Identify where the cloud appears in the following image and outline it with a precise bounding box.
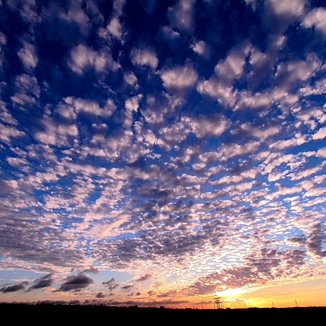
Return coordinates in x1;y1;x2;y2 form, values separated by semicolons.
215;42;251;85
0;123;25;145
313;126;326;140
264;0;306;34
83;267;99;274
10;74;40;108
160;65;198;91
68;44;120;75
196;78;237;107
191;40;210;59
317;146;326;158
187;114;230;139
167;0;195;32
107;17;123;40
102;278;119;291
121;284;134;291
275;54;321;91
134;273;152;282
17;41;38;71
124;71;137;85
34;108;79;147
27;274;53;291
57;273;93;292
64;97;116;118
302;7;326;36
130;48;158;69
0;282;28;293
96;292;106;298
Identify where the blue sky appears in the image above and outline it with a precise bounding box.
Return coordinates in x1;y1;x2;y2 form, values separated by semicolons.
1;0;326;307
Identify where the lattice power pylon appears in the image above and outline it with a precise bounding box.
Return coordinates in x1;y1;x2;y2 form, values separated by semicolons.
214;296;222;309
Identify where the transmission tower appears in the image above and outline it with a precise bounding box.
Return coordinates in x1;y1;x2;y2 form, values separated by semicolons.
214;296;222;309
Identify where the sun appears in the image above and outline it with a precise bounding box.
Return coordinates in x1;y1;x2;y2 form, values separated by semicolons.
215;287;245;297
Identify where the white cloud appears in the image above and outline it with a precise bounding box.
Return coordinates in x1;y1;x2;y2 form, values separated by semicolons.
34;108;78;146
313;126;326;140
0;101;18;125
10;74;40;108
161;65;198;91
264;0;306;34
59;0;90;37
125;95;141;112
69;44;120;75
130;48;158;69
270;134;307;150
266;0;306;17
107;17;123;40
317;147;326;158
302;7;326;35
241;123;281;140
124;71;137;86
275;54;321;90
290;166;322;181
167;0;195;32
296;108;326;130
159;121;190;143
197;78;237;107
64;97;116;118
219;141;260;160
215;42;251;84
0;123;25;144
191;40;210;58
187;114;230;139
236;90;273;110
17;41;38;71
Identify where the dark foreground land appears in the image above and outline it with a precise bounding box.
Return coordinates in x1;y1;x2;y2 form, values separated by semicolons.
0;305;325;322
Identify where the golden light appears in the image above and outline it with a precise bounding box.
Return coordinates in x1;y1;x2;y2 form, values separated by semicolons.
215;286;245;297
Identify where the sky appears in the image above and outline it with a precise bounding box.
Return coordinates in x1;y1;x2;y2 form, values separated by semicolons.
0;0;326;308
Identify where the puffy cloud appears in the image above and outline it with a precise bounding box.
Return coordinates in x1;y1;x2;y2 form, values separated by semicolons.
68;44;120;75
191;40;210;58
102;277;119;291
17;41;38;71
34;108;78;146
64;97;116;118
317;146;326;158
10;74;40;108
240;123;281;140
302;7;326;36
130;48;158;69
167;0;195;32
0;282;28;293
313;126;326;140
187;114;230;139
107;17;123;40
264;0;306;34
275;54;321;91
57;273;93;292
124;71;137;85
197;78;237;107
134;273;152;282
0;123;25;144
96;292;105;298
266;0;306;18
27;274;53;291
215;42;251;84
160;65;198;91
